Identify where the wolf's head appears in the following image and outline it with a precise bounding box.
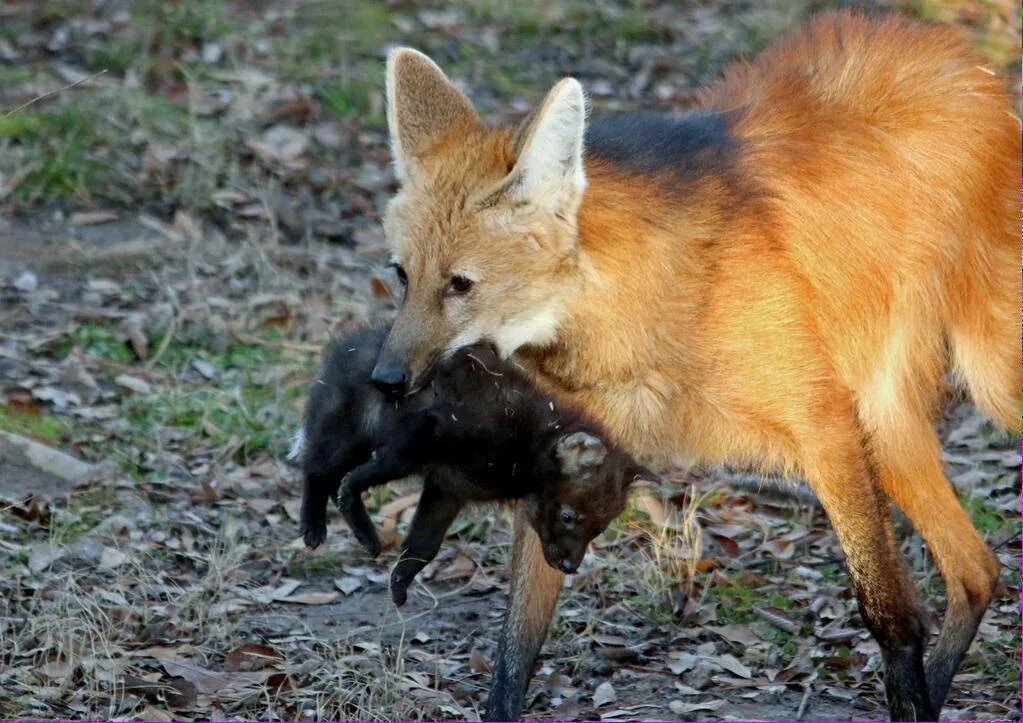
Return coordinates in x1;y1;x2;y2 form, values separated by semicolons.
371;48;588;395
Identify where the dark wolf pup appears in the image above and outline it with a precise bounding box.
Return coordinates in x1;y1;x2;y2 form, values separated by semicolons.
297;327;651;605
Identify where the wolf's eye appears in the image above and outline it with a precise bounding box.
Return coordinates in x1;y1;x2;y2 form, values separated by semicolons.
446;275;474;296
389;263;408;287
559;508;576;525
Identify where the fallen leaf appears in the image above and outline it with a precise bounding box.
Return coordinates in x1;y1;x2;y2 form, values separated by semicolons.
592;681;616;708
99;547;128;569
161;659;271;695
28;544;65;572
279;590;338;605
70;210;118;225
716;653;752;679
122;674;197;709
192;359;217;379
225;643;283;672
115;374;153;394
669;699;726;715
469;648;491;674
334;576;363;595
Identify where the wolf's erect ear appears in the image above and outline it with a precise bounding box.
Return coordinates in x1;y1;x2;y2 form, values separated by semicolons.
555;431;607;475
386;48;479;183
508;78;587;211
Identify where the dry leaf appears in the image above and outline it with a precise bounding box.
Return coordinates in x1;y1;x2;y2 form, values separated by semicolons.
225;643;283;672
669;699;726;715
334;576;363;595
279;590;338;605
592;681;616;708
160;659;271;695
716;654;752;679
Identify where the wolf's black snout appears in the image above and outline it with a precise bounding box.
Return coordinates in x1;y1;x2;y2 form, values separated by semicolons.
371;359;408;397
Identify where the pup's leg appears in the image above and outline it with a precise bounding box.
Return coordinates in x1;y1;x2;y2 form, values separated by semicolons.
299;440;355;549
336;414;438;556
337;453;420;557
390;475;461;607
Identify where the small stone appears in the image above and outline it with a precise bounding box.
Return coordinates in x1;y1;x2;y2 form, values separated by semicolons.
14;271;37;292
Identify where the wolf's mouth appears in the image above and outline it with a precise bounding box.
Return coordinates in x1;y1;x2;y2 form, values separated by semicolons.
404;350;444;397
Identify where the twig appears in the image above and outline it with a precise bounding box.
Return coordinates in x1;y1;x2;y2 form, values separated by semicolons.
232;330;321;353
4;69;107;117
796;682;813;720
145;274;180;370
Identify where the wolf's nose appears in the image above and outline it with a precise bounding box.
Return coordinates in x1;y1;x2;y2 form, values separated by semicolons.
371;360;408;397
559;559;577;574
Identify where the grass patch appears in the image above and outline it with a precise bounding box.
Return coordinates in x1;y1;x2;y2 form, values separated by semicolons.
57;322;136;364
124;385;282;462
288;549;347;575
0;406;69;443
49;487;118;544
962;494;1010;536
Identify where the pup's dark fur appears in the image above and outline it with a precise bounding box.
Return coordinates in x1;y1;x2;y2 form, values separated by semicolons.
298;327;649;605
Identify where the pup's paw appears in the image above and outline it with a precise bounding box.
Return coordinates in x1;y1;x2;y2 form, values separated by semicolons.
390;571;410;607
354;526;383;558
299;520;326;549
336;490;383;557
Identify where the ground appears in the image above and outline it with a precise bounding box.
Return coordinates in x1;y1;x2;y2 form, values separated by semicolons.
0;1;1019;721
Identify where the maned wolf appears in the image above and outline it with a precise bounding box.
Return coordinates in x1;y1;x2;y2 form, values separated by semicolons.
298;327;651;606
371;9;1019;722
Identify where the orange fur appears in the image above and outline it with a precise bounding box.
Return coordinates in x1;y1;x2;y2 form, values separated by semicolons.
380;11;1020;720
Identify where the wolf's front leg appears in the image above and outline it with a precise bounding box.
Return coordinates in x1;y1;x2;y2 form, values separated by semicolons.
390;475;462;607
485;505;564;721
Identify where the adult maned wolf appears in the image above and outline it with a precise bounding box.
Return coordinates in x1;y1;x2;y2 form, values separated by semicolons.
371;10;1020;722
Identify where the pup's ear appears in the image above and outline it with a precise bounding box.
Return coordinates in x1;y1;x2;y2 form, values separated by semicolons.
504;77;587;212
386;48;480;183
555;431;607;475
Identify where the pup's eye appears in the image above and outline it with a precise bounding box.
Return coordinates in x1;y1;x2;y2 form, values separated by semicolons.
389;263;408;287
559;508;576;524
446;275;474;296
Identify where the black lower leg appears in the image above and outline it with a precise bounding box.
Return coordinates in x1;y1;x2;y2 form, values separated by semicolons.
873;616;933;721
390;478;461;606
336;448;421;556
299;473;332;549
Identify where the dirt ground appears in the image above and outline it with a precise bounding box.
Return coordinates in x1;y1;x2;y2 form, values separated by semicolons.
0;1;1019;721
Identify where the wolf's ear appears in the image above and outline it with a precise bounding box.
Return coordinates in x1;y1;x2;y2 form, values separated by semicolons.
555;431;607;475
507;78;587;211
386;48;479;183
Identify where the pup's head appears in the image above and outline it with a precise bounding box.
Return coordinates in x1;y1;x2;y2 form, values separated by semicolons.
529;430;654;574
371;48;588;396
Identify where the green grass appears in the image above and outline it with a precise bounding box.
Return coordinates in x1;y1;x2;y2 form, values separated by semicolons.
123;383;284;462
711;578;796;625
56;322;136;364
49;487;117;544
0;406;69;443
288;550;347;575
962;493;1011;536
